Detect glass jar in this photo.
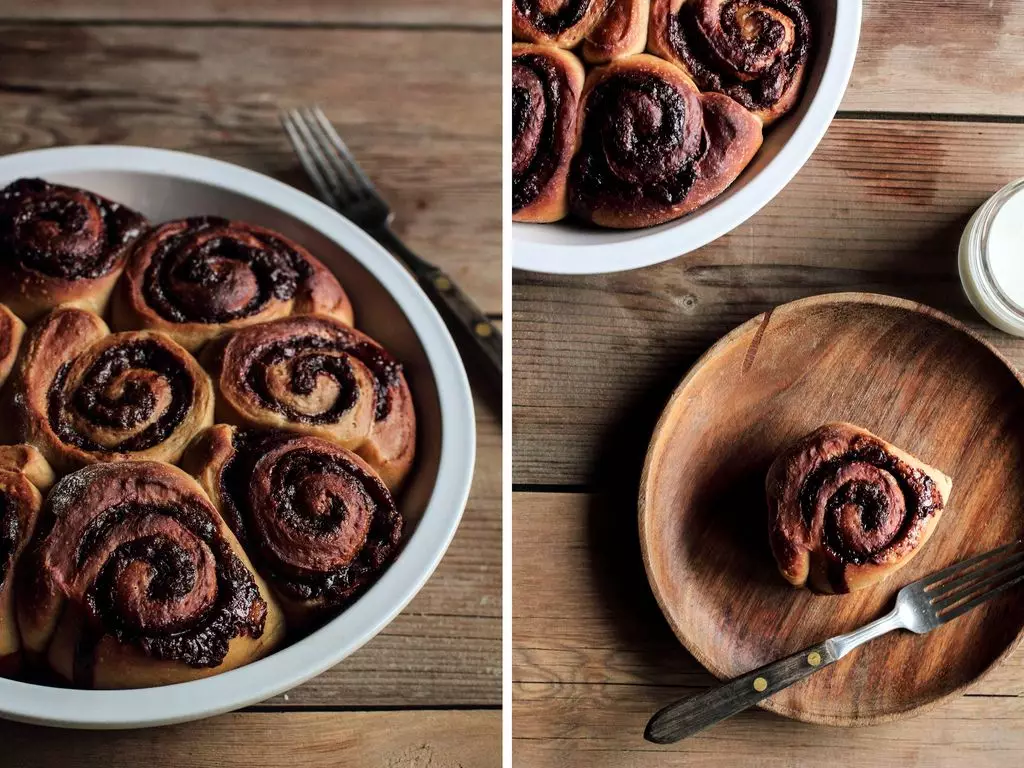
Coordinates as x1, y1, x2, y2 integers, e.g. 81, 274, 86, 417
960, 178, 1024, 337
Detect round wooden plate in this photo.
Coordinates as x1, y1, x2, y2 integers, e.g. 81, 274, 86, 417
639, 293, 1024, 726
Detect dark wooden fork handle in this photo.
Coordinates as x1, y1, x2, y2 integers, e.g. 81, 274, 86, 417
645, 641, 837, 744
416, 265, 502, 391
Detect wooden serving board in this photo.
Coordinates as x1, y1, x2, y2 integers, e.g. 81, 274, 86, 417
639, 293, 1024, 726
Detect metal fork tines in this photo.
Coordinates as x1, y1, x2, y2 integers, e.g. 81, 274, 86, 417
280, 105, 503, 399
917, 541, 1024, 625
281, 106, 394, 233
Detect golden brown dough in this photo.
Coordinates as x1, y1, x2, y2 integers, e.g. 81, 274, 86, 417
10, 306, 214, 473
182, 425, 403, 628
0, 178, 147, 322
513, 0, 650, 63
0, 303, 25, 392
648, 0, 812, 125
568, 54, 762, 228
766, 423, 952, 594
15, 460, 285, 688
111, 216, 354, 353
203, 314, 415, 491
0, 445, 55, 678
513, 44, 586, 223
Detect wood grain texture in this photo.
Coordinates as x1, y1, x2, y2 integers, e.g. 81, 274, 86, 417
0, 0, 499, 26
844, 0, 1024, 116
514, 679, 1024, 768
0, 710, 501, 767
512, 118, 1024, 486
0, 24, 501, 313
640, 294, 1024, 724
513, 491, 1024, 764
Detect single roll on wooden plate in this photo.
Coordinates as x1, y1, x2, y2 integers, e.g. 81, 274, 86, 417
640, 293, 1024, 725
203, 313, 416, 490
15, 460, 285, 689
10, 306, 214, 473
111, 216, 354, 352
767, 422, 953, 594
183, 425, 403, 628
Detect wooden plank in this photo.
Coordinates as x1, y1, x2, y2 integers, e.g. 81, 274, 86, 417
0, 710, 501, 767
0, 0, 498, 27
512, 492, 1024, 702
843, 0, 1024, 116
513, 681, 1024, 768
260, 396, 501, 707
512, 117, 1024, 486
3, 3, 1023, 115
0, 24, 501, 313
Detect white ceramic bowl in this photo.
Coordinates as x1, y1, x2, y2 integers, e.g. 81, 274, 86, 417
511, 0, 862, 274
0, 146, 476, 728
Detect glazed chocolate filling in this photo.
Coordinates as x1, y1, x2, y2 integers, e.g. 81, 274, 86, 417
666, 0, 811, 112
0, 493, 18, 590
513, 53, 568, 211
244, 334, 402, 424
79, 500, 266, 673
514, 0, 593, 35
0, 178, 146, 280
569, 71, 706, 215
219, 430, 402, 606
141, 217, 316, 324
48, 339, 196, 453
798, 443, 940, 566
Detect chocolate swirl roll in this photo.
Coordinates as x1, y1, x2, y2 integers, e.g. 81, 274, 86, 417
112, 217, 354, 353
183, 425, 402, 626
0, 445, 55, 677
513, 0, 650, 63
0, 179, 147, 322
11, 307, 214, 473
767, 423, 952, 594
513, 44, 586, 223
649, 0, 812, 124
569, 54, 762, 228
204, 314, 415, 490
15, 461, 284, 688
0, 303, 25, 392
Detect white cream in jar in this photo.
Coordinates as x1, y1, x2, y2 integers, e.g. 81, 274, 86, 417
960, 179, 1024, 337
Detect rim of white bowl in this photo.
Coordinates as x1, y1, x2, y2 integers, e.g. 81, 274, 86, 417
0, 145, 477, 728
511, 0, 863, 275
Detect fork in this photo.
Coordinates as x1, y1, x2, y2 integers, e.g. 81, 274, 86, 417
280, 106, 502, 400
645, 540, 1024, 743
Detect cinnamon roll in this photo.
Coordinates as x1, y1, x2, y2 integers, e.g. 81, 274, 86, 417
203, 314, 415, 490
766, 423, 953, 594
15, 461, 284, 688
0, 179, 147, 322
0, 445, 55, 677
11, 307, 214, 473
0, 303, 25, 392
513, 0, 650, 63
568, 54, 762, 228
111, 217, 354, 353
513, 44, 586, 223
648, 0, 812, 125
183, 425, 403, 627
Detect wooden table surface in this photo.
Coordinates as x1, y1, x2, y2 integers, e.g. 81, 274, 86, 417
513, 1, 1024, 765
0, 2, 501, 765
